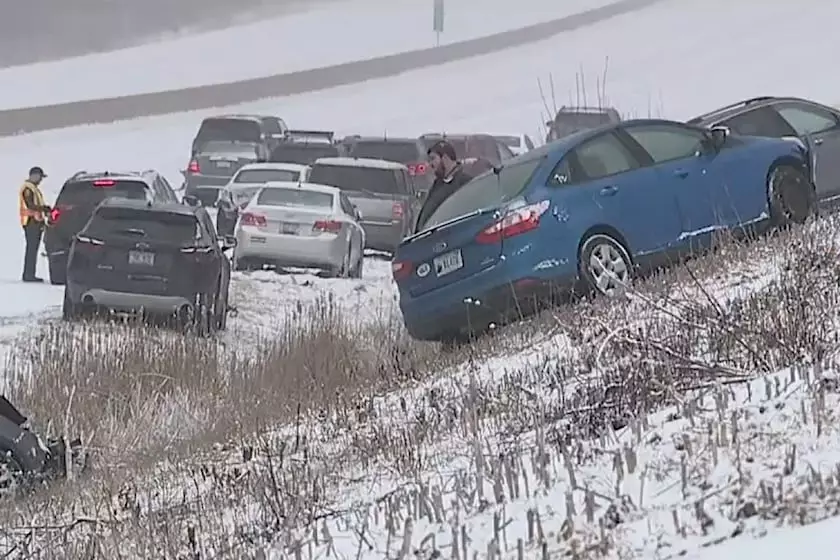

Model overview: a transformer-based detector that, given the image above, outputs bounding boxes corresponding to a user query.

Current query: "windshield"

[196,119,261,146]
[551,112,613,139]
[257,187,334,209]
[272,144,340,164]
[89,207,198,243]
[198,140,258,155]
[56,180,148,206]
[349,141,419,164]
[234,168,299,183]
[423,157,544,230]
[309,165,401,195]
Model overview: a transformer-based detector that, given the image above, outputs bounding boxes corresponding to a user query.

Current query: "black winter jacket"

[415,165,473,232]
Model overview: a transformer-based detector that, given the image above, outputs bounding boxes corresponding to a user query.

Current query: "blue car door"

[562,131,682,258]
[621,123,724,252]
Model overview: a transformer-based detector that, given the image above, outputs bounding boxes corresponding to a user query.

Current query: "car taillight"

[188,160,200,173]
[475,200,550,244]
[49,207,61,223]
[407,162,428,175]
[241,212,266,227]
[93,180,115,187]
[392,260,412,281]
[313,220,342,233]
[392,202,405,219]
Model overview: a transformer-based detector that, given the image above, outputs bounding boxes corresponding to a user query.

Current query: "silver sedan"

[233,181,365,278]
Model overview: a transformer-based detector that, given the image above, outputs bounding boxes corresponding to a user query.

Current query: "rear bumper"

[360,221,402,252]
[235,228,346,269]
[399,260,577,341]
[67,284,193,314]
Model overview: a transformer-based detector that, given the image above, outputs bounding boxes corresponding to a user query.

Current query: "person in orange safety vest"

[19,167,51,283]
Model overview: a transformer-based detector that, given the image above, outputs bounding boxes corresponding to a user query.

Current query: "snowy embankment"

[0,0,839,556]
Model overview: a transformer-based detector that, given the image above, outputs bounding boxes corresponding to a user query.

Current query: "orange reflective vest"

[19,181,46,227]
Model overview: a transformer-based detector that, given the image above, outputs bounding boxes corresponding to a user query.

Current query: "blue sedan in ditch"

[392,118,814,342]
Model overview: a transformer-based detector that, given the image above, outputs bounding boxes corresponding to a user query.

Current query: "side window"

[624,124,705,164]
[393,170,407,194]
[573,133,638,181]
[722,107,796,137]
[497,141,515,160]
[153,177,174,202]
[547,157,575,186]
[339,194,355,216]
[198,211,217,243]
[261,117,282,135]
[776,104,838,136]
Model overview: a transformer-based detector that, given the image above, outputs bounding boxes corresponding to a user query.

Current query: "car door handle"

[599,185,618,196]
[673,169,689,178]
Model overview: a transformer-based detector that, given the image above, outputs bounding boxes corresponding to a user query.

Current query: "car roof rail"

[692,96,777,121]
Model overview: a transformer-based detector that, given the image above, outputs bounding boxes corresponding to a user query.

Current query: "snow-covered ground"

[0,0,628,109]
[1,0,840,555]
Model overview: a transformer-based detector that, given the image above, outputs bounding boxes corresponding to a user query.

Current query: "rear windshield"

[495,135,521,148]
[423,157,544,230]
[56,180,148,206]
[309,165,401,195]
[551,112,613,139]
[271,144,340,164]
[421,136,497,161]
[89,207,198,243]
[234,168,299,183]
[196,119,261,147]
[348,141,419,164]
[198,141,259,155]
[257,187,334,209]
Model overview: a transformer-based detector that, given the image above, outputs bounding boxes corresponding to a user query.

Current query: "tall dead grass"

[0,212,836,557]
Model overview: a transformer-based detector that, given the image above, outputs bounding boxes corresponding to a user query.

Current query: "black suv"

[269,136,343,165]
[44,170,179,285]
[63,198,234,333]
[191,114,289,156]
[545,106,622,142]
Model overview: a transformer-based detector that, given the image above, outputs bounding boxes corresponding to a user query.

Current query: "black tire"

[768,164,815,227]
[62,289,77,321]
[234,256,257,272]
[49,257,66,286]
[349,248,364,279]
[578,233,633,297]
[214,287,228,331]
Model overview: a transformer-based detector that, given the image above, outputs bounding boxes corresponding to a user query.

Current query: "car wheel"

[214,287,228,331]
[578,233,633,297]
[61,289,77,321]
[49,257,66,286]
[768,164,815,227]
[234,256,256,272]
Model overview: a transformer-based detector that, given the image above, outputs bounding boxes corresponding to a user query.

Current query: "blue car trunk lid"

[396,209,502,297]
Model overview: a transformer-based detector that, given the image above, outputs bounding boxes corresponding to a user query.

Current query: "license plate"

[433,249,463,277]
[128,250,155,266]
[279,222,299,235]
[215,161,231,168]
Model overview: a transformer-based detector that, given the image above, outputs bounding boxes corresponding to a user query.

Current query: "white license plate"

[433,249,463,277]
[279,222,299,235]
[215,161,232,168]
[128,250,155,266]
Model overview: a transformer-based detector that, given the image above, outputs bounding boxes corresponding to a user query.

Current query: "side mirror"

[183,195,200,207]
[707,125,730,151]
[221,235,237,251]
[352,205,363,221]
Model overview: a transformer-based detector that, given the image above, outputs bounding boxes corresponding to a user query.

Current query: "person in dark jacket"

[415,140,473,231]
[18,166,51,283]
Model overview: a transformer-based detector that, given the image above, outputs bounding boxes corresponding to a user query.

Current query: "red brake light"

[476,200,550,244]
[407,162,428,175]
[392,260,412,281]
[49,207,61,223]
[188,160,200,173]
[241,212,267,227]
[392,202,405,219]
[313,220,342,233]
[93,179,115,187]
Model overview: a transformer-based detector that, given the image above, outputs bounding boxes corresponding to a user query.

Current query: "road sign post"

[433,0,444,46]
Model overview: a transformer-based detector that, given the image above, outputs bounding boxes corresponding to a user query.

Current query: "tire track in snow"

[0,0,668,135]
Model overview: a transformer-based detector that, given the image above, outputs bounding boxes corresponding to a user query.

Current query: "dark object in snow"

[0,396,88,498]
